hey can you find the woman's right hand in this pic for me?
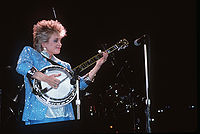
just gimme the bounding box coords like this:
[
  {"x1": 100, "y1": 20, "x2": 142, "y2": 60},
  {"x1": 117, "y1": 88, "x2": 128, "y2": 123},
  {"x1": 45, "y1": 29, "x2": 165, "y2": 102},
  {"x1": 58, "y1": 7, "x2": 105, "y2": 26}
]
[
  {"x1": 32, "y1": 71, "x2": 61, "y2": 88},
  {"x1": 43, "y1": 73, "x2": 61, "y2": 88}
]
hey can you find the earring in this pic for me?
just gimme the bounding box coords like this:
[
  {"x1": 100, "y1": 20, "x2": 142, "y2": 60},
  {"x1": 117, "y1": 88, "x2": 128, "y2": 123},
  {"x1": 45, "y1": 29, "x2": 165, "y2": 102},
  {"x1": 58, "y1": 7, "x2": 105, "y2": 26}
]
[{"x1": 43, "y1": 47, "x2": 47, "y2": 52}]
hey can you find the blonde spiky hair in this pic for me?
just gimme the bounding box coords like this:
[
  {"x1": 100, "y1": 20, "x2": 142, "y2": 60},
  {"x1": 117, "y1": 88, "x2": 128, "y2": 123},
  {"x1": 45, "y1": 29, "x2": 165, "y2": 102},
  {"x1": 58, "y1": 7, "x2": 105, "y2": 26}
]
[{"x1": 33, "y1": 20, "x2": 67, "y2": 52}]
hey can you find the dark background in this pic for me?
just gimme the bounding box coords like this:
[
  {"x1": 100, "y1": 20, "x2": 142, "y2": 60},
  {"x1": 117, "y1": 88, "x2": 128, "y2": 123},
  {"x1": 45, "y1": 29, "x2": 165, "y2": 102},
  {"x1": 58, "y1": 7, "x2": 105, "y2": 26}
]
[{"x1": 0, "y1": 0, "x2": 197, "y2": 133}]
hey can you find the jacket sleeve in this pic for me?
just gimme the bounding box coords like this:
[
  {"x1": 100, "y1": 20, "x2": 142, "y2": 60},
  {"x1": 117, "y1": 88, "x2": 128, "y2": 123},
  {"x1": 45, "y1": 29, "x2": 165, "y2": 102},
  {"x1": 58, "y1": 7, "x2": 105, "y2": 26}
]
[
  {"x1": 79, "y1": 77, "x2": 89, "y2": 90},
  {"x1": 16, "y1": 46, "x2": 35, "y2": 76}
]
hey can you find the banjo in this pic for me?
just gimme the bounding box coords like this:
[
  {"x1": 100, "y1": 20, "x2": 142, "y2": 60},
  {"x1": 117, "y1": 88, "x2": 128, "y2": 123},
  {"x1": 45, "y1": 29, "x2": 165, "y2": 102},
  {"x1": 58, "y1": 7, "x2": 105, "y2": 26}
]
[{"x1": 33, "y1": 38, "x2": 129, "y2": 108}]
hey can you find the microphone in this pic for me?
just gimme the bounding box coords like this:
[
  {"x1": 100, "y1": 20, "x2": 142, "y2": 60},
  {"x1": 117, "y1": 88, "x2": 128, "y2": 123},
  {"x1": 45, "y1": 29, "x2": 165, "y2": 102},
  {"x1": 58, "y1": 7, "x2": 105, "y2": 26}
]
[
  {"x1": 70, "y1": 68, "x2": 80, "y2": 85},
  {"x1": 70, "y1": 76, "x2": 77, "y2": 85},
  {"x1": 134, "y1": 34, "x2": 148, "y2": 46}
]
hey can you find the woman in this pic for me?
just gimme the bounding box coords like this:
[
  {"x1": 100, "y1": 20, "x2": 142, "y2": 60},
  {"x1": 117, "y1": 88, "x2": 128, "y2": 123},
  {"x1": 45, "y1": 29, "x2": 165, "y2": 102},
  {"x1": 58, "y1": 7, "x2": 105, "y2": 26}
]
[{"x1": 16, "y1": 20, "x2": 108, "y2": 125}]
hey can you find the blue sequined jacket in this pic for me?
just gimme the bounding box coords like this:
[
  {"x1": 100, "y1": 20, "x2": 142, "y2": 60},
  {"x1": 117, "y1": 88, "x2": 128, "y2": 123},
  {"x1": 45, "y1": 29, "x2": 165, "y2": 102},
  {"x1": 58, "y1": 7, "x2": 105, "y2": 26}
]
[{"x1": 16, "y1": 46, "x2": 88, "y2": 125}]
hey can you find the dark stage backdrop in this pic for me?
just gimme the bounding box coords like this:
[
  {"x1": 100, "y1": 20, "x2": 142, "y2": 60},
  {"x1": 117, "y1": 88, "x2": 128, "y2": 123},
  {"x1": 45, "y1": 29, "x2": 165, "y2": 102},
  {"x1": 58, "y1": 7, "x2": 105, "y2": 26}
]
[{"x1": 1, "y1": 0, "x2": 197, "y2": 133}]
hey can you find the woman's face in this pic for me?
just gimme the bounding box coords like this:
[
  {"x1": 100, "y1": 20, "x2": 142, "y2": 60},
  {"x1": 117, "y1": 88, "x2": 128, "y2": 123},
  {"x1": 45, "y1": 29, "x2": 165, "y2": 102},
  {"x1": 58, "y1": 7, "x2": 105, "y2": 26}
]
[{"x1": 42, "y1": 32, "x2": 62, "y2": 56}]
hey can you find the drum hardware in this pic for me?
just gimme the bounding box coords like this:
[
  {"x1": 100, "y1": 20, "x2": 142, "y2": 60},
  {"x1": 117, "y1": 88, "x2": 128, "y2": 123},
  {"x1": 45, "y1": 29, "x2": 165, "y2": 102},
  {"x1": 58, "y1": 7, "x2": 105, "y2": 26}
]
[
  {"x1": 104, "y1": 82, "x2": 146, "y2": 115},
  {"x1": 89, "y1": 105, "x2": 97, "y2": 116},
  {"x1": 11, "y1": 84, "x2": 24, "y2": 104},
  {"x1": 7, "y1": 84, "x2": 25, "y2": 124},
  {"x1": 84, "y1": 91, "x2": 92, "y2": 97},
  {"x1": 82, "y1": 92, "x2": 101, "y2": 119}
]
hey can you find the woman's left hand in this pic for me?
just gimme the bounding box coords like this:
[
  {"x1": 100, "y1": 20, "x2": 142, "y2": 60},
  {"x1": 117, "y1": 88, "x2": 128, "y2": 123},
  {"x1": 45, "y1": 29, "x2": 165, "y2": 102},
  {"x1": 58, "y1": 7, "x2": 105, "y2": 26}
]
[
  {"x1": 88, "y1": 51, "x2": 108, "y2": 81},
  {"x1": 96, "y1": 51, "x2": 108, "y2": 67}
]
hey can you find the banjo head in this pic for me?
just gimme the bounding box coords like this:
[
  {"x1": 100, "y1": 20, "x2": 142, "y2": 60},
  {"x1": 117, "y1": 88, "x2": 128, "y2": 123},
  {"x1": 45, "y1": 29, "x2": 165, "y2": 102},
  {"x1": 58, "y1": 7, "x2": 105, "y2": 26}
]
[{"x1": 33, "y1": 65, "x2": 76, "y2": 108}]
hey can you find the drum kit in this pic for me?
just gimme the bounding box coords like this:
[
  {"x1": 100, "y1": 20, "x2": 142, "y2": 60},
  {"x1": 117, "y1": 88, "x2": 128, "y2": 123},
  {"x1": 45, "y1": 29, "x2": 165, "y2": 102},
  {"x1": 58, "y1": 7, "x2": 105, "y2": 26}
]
[
  {"x1": 82, "y1": 82, "x2": 146, "y2": 118},
  {"x1": 81, "y1": 81, "x2": 146, "y2": 133}
]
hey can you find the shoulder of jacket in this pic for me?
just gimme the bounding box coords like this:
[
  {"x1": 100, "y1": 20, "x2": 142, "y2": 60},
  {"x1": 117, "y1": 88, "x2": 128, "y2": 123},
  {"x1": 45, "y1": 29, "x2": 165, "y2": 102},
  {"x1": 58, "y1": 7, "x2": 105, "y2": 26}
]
[{"x1": 22, "y1": 46, "x2": 41, "y2": 54}]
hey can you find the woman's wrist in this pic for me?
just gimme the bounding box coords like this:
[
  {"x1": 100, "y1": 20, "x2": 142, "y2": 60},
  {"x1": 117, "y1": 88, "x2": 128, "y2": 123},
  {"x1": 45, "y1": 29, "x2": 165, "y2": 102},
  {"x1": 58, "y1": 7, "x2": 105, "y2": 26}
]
[
  {"x1": 95, "y1": 62, "x2": 102, "y2": 70},
  {"x1": 32, "y1": 71, "x2": 47, "y2": 82}
]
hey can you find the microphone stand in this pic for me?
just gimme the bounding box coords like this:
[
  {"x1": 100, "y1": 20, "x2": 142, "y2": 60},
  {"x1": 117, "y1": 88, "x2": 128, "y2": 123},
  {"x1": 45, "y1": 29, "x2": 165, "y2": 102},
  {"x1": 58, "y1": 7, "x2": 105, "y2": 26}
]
[
  {"x1": 71, "y1": 69, "x2": 81, "y2": 120},
  {"x1": 76, "y1": 78, "x2": 81, "y2": 120},
  {"x1": 134, "y1": 34, "x2": 151, "y2": 133},
  {"x1": 143, "y1": 43, "x2": 151, "y2": 133}
]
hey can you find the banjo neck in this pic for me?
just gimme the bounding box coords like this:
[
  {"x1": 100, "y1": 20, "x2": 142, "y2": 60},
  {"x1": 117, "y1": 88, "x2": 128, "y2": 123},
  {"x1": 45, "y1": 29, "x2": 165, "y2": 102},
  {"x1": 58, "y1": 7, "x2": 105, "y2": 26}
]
[{"x1": 72, "y1": 38, "x2": 129, "y2": 73}]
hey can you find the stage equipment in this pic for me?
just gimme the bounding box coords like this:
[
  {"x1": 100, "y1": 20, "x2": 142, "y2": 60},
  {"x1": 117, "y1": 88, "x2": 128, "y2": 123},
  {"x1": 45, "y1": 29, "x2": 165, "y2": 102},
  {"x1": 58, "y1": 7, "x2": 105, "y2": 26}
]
[
  {"x1": 75, "y1": 70, "x2": 81, "y2": 120},
  {"x1": 134, "y1": 34, "x2": 151, "y2": 133},
  {"x1": 52, "y1": 7, "x2": 57, "y2": 19},
  {"x1": 105, "y1": 83, "x2": 145, "y2": 114},
  {"x1": 82, "y1": 92, "x2": 98, "y2": 119},
  {"x1": 0, "y1": 88, "x2": 1, "y2": 123},
  {"x1": 134, "y1": 34, "x2": 148, "y2": 46}
]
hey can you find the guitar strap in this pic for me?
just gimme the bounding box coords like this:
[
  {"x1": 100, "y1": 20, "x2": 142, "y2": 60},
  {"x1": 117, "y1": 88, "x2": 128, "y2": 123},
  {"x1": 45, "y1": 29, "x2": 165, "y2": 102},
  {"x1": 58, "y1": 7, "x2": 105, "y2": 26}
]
[
  {"x1": 41, "y1": 54, "x2": 62, "y2": 67},
  {"x1": 27, "y1": 53, "x2": 63, "y2": 95}
]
